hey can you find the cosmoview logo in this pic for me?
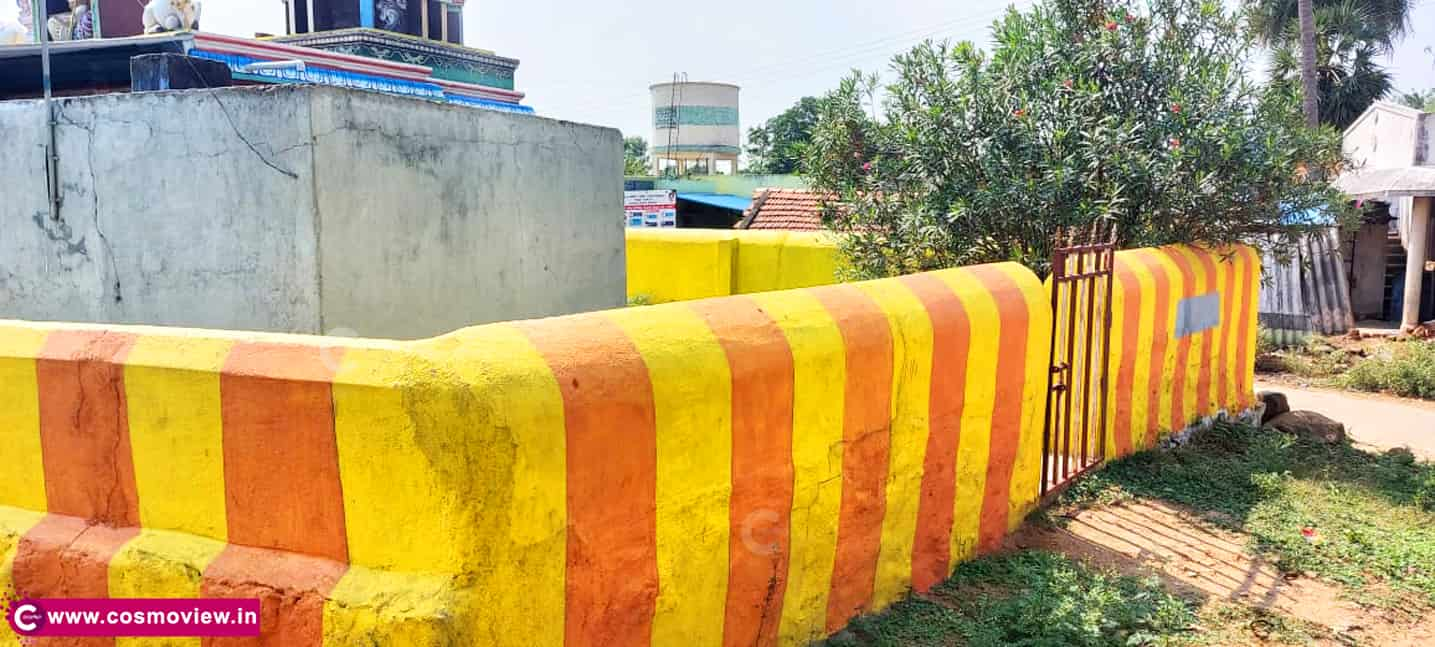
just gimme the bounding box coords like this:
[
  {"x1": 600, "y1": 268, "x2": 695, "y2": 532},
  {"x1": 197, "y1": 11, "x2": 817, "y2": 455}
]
[{"x1": 6, "y1": 599, "x2": 45, "y2": 636}]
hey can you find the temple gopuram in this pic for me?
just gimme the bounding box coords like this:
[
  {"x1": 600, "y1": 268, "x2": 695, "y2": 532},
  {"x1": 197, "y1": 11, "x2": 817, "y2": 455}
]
[{"x1": 0, "y1": 0, "x2": 529, "y2": 113}]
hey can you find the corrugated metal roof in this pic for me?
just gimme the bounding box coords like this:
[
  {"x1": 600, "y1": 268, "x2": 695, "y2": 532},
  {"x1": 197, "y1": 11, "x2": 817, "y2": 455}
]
[{"x1": 677, "y1": 192, "x2": 752, "y2": 211}]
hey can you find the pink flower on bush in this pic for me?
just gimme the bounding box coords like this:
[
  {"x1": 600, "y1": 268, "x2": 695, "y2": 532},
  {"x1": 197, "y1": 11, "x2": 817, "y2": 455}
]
[
  {"x1": 1106, "y1": 21, "x2": 1118, "y2": 31},
  {"x1": 1168, "y1": 137, "x2": 1181, "y2": 149},
  {"x1": 862, "y1": 162, "x2": 873, "y2": 172},
  {"x1": 1013, "y1": 108, "x2": 1026, "y2": 117},
  {"x1": 1171, "y1": 103, "x2": 1181, "y2": 114}
]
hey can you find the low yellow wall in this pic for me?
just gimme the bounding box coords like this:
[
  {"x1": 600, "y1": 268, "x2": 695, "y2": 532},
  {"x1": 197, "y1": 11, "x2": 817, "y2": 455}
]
[
  {"x1": 0, "y1": 243, "x2": 1261, "y2": 647},
  {"x1": 625, "y1": 229, "x2": 844, "y2": 303},
  {"x1": 1100, "y1": 245, "x2": 1261, "y2": 457},
  {"x1": 0, "y1": 261, "x2": 1049, "y2": 647}
]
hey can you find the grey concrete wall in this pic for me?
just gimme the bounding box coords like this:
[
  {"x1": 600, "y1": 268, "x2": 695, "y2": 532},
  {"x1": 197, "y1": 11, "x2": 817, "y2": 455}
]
[
  {"x1": 0, "y1": 86, "x2": 323, "y2": 333},
  {"x1": 0, "y1": 85, "x2": 625, "y2": 339},
  {"x1": 307, "y1": 88, "x2": 625, "y2": 339}
]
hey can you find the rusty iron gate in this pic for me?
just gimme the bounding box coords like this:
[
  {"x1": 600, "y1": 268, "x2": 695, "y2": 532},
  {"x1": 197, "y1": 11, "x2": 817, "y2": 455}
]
[{"x1": 1042, "y1": 224, "x2": 1118, "y2": 496}]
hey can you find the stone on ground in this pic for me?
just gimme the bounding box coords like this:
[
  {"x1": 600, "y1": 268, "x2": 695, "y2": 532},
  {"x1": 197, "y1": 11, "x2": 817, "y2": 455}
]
[
  {"x1": 1265, "y1": 410, "x2": 1346, "y2": 444},
  {"x1": 1257, "y1": 390, "x2": 1290, "y2": 425}
]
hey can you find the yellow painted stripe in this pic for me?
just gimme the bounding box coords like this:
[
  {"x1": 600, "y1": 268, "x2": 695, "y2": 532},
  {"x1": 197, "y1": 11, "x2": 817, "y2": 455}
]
[
  {"x1": 1002, "y1": 265, "x2": 1051, "y2": 527},
  {"x1": 0, "y1": 326, "x2": 48, "y2": 513},
  {"x1": 749, "y1": 291, "x2": 846, "y2": 647},
  {"x1": 1223, "y1": 248, "x2": 1246, "y2": 410},
  {"x1": 606, "y1": 305, "x2": 733, "y2": 647},
  {"x1": 1123, "y1": 254, "x2": 1158, "y2": 450},
  {"x1": 1240, "y1": 246, "x2": 1261, "y2": 408},
  {"x1": 0, "y1": 506, "x2": 46, "y2": 647},
  {"x1": 1106, "y1": 265, "x2": 1129, "y2": 458},
  {"x1": 1147, "y1": 250, "x2": 1184, "y2": 436},
  {"x1": 932, "y1": 269, "x2": 999, "y2": 564},
  {"x1": 124, "y1": 335, "x2": 233, "y2": 541},
  {"x1": 858, "y1": 280, "x2": 933, "y2": 610},
  {"x1": 1171, "y1": 247, "x2": 1208, "y2": 424},
  {"x1": 351, "y1": 327, "x2": 567, "y2": 647},
  {"x1": 324, "y1": 564, "x2": 473, "y2": 647},
  {"x1": 110, "y1": 529, "x2": 228, "y2": 647}
]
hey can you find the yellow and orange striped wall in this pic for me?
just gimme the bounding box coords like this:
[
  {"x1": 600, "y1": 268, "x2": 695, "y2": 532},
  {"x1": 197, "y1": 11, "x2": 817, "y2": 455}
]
[
  {"x1": 0, "y1": 245, "x2": 1257, "y2": 646},
  {"x1": 1100, "y1": 245, "x2": 1262, "y2": 458},
  {"x1": 626, "y1": 229, "x2": 844, "y2": 303}
]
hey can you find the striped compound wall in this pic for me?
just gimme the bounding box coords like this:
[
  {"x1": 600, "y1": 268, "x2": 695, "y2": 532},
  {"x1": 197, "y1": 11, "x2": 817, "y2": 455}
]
[
  {"x1": 1102, "y1": 245, "x2": 1261, "y2": 457},
  {"x1": 0, "y1": 245, "x2": 1257, "y2": 646},
  {"x1": 626, "y1": 229, "x2": 844, "y2": 304}
]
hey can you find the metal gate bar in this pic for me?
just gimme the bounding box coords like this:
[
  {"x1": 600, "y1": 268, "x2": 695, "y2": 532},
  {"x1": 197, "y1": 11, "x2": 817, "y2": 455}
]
[{"x1": 1041, "y1": 223, "x2": 1117, "y2": 497}]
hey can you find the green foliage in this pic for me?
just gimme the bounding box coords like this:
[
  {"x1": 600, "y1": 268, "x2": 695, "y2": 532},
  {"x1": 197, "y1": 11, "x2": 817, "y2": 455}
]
[
  {"x1": 744, "y1": 96, "x2": 821, "y2": 175},
  {"x1": 1396, "y1": 88, "x2": 1435, "y2": 112},
  {"x1": 1342, "y1": 340, "x2": 1435, "y2": 399},
  {"x1": 1068, "y1": 422, "x2": 1435, "y2": 603},
  {"x1": 806, "y1": 0, "x2": 1350, "y2": 277},
  {"x1": 1243, "y1": 0, "x2": 1412, "y2": 49},
  {"x1": 624, "y1": 136, "x2": 650, "y2": 175},
  {"x1": 1267, "y1": 1, "x2": 1396, "y2": 128},
  {"x1": 822, "y1": 551, "x2": 1197, "y2": 647}
]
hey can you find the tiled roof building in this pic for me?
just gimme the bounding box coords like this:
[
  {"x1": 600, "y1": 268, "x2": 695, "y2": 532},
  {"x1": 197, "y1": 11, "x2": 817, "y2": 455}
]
[{"x1": 735, "y1": 188, "x2": 836, "y2": 231}]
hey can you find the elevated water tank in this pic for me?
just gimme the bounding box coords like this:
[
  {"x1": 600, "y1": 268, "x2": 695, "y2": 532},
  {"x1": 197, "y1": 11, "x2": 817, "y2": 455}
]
[{"x1": 650, "y1": 81, "x2": 740, "y2": 175}]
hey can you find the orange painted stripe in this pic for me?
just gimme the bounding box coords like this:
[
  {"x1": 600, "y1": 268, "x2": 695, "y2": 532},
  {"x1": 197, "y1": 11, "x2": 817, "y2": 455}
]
[
  {"x1": 898, "y1": 273, "x2": 971, "y2": 592},
  {"x1": 1112, "y1": 263, "x2": 1142, "y2": 458},
  {"x1": 1166, "y1": 249, "x2": 1197, "y2": 431},
  {"x1": 219, "y1": 343, "x2": 348, "y2": 562},
  {"x1": 1216, "y1": 249, "x2": 1238, "y2": 410},
  {"x1": 1135, "y1": 255, "x2": 1173, "y2": 447},
  {"x1": 35, "y1": 330, "x2": 141, "y2": 526},
  {"x1": 210, "y1": 342, "x2": 347, "y2": 647},
  {"x1": 1233, "y1": 249, "x2": 1257, "y2": 407},
  {"x1": 201, "y1": 545, "x2": 348, "y2": 647},
  {"x1": 812, "y1": 285, "x2": 893, "y2": 633},
  {"x1": 519, "y1": 316, "x2": 660, "y2": 647},
  {"x1": 690, "y1": 298, "x2": 795, "y2": 647},
  {"x1": 13, "y1": 515, "x2": 138, "y2": 647},
  {"x1": 1191, "y1": 249, "x2": 1220, "y2": 417},
  {"x1": 965, "y1": 266, "x2": 1032, "y2": 553}
]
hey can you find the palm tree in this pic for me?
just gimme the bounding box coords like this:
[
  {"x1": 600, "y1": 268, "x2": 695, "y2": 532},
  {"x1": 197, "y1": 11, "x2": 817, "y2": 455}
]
[
  {"x1": 1247, "y1": 0, "x2": 1412, "y2": 47},
  {"x1": 1247, "y1": 0, "x2": 1410, "y2": 126},
  {"x1": 1298, "y1": 0, "x2": 1319, "y2": 127},
  {"x1": 1270, "y1": 2, "x2": 1395, "y2": 128}
]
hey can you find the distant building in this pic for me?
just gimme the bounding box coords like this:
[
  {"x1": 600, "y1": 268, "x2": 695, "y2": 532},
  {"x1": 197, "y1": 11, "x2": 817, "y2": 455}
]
[
  {"x1": 735, "y1": 188, "x2": 833, "y2": 231},
  {"x1": 1336, "y1": 101, "x2": 1435, "y2": 330}
]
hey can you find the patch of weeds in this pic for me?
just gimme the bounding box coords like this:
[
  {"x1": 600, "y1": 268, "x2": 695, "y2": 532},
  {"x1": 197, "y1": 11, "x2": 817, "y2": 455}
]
[
  {"x1": 626, "y1": 294, "x2": 654, "y2": 307},
  {"x1": 821, "y1": 551, "x2": 1198, "y2": 646},
  {"x1": 1192, "y1": 604, "x2": 1321, "y2": 646},
  {"x1": 1341, "y1": 339, "x2": 1435, "y2": 399},
  {"x1": 1064, "y1": 422, "x2": 1435, "y2": 606}
]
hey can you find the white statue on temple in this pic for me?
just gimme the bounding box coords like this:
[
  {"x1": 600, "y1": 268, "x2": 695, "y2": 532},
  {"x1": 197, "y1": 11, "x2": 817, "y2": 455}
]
[
  {"x1": 143, "y1": 0, "x2": 201, "y2": 33},
  {"x1": 3, "y1": 0, "x2": 32, "y2": 44},
  {"x1": 47, "y1": 0, "x2": 94, "y2": 41}
]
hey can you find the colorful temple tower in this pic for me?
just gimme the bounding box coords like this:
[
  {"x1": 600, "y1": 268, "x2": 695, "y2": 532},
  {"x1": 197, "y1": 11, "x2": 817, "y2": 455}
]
[{"x1": 2, "y1": 0, "x2": 528, "y2": 113}]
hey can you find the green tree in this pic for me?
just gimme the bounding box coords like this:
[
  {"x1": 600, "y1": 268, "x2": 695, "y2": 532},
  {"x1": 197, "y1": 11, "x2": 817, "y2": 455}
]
[
  {"x1": 624, "y1": 136, "x2": 650, "y2": 175},
  {"x1": 805, "y1": 0, "x2": 1349, "y2": 278},
  {"x1": 1269, "y1": 2, "x2": 1395, "y2": 129},
  {"x1": 744, "y1": 96, "x2": 821, "y2": 174},
  {"x1": 1248, "y1": 0, "x2": 1411, "y2": 127},
  {"x1": 1398, "y1": 89, "x2": 1435, "y2": 112}
]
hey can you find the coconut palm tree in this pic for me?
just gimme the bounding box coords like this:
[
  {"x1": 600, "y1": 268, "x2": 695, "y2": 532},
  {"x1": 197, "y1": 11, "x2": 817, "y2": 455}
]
[
  {"x1": 1247, "y1": 0, "x2": 1410, "y2": 127},
  {"x1": 1270, "y1": 2, "x2": 1395, "y2": 128}
]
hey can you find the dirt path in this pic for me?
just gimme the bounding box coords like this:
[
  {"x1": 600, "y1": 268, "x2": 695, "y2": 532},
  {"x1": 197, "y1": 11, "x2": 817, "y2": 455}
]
[
  {"x1": 1016, "y1": 501, "x2": 1435, "y2": 646},
  {"x1": 1254, "y1": 380, "x2": 1435, "y2": 460}
]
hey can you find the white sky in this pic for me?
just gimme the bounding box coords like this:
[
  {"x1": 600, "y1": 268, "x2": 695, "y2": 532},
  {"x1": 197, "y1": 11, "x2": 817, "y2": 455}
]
[{"x1": 5, "y1": 0, "x2": 1434, "y2": 144}]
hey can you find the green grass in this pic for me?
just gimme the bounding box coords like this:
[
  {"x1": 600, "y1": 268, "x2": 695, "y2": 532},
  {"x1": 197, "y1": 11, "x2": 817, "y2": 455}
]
[
  {"x1": 1064, "y1": 422, "x2": 1435, "y2": 604},
  {"x1": 1341, "y1": 340, "x2": 1435, "y2": 400},
  {"x1": 821, "y1": 551, "x2": 1198, "y2": 647}
]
